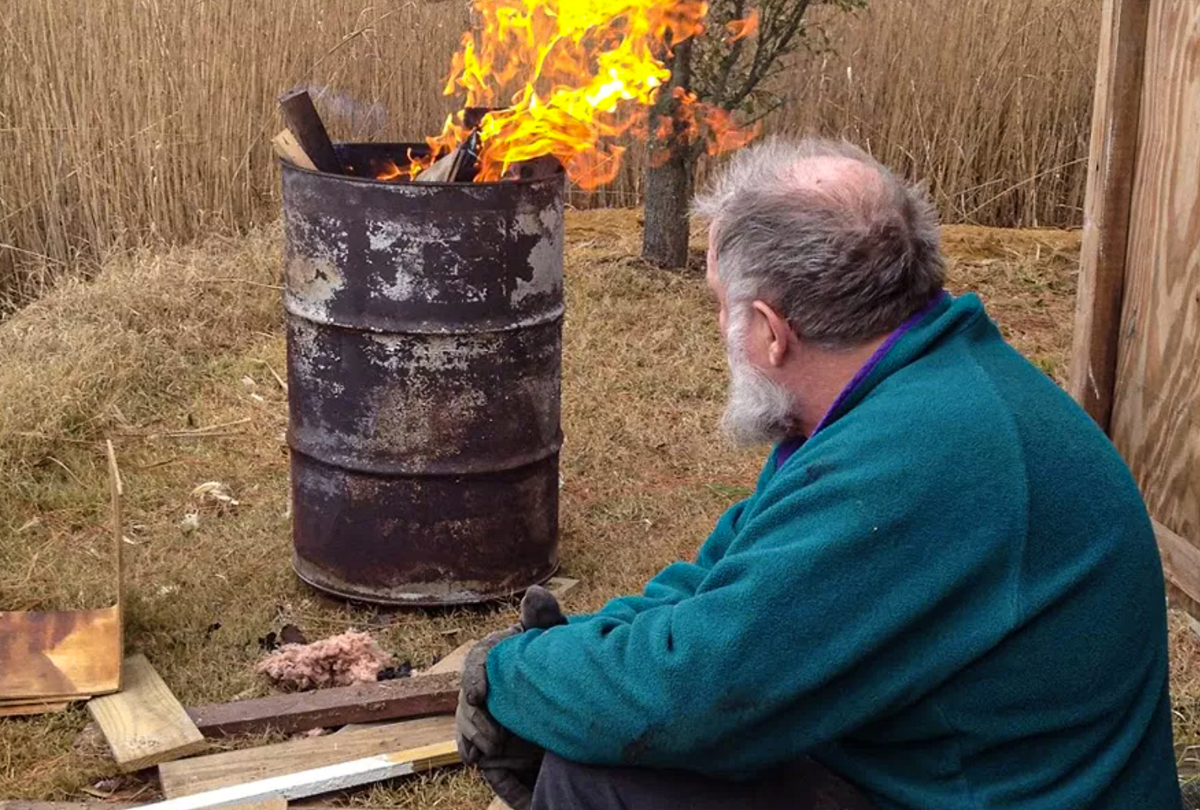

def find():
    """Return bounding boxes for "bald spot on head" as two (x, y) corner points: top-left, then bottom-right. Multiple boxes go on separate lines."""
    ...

(782, 156), (893, 230)
(692, 136), (946, 348)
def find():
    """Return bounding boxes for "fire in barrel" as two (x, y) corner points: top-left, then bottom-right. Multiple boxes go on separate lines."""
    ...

(273, 0), (759, 605)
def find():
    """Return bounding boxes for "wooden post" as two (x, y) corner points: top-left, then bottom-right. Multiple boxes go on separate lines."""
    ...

(1067, 0), (1150, 431)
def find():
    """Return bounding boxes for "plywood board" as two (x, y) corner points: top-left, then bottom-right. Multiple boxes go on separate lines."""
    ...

(87, 654), (207, 771)
(1109, 0), (1200, 562)
(0, 441), (124, 704)
(158, 715), (455, 797)
(0, 606), (121, 699)
(135, 741), (458, 810)
(1068, 0), (1151, 429)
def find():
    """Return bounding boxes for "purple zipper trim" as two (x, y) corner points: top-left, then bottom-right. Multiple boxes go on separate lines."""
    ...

(776, 290), (949, 469)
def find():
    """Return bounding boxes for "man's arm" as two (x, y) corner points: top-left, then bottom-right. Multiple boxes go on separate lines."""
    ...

(485, 440), (1023, 775)
(581, 496), (753, 623)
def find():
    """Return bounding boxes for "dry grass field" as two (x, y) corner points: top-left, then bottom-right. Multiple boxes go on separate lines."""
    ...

(0, 0), (1098, 311)
(4, 209), (1198, 802)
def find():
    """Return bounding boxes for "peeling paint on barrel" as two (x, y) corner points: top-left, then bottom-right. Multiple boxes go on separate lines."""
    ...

(282, 143), (565, 605)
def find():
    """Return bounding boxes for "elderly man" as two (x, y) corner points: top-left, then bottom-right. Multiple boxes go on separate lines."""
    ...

(456, 138), (1182, 810)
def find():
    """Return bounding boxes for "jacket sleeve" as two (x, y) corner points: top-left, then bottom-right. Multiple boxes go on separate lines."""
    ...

(581, 497), (752, 623)
(485, 433), (1023, 776)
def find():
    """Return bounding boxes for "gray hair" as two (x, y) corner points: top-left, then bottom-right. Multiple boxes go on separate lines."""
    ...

(693, 137), (945, 349)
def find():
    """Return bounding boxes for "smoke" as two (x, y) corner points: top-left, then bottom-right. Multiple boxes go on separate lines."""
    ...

(300, 84), (389, 140)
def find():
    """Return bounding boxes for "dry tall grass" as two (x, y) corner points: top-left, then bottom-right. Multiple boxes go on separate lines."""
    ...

(0, 0), (1098, 311)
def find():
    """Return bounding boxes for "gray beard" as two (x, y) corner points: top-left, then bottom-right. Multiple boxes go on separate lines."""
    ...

(720, 320), (798, 447)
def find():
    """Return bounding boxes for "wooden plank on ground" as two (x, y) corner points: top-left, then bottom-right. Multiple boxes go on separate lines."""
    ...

(0, 701), (70, 717)
(158, 715), (455, 797)
(136, 740), (458, 810)
(1108, 0), (1200, 586)
(545, 577), (579, 601)
(186, 672), (459, 738)
(0, 607), (122, 699)
(1068, 0), (1151, 430)
(421, 641), (477, 676)
(0, 803), (373, 810)
(487, 798), (514, 810)
(87, 654), (207, 771)
(209, 795), (284, 810)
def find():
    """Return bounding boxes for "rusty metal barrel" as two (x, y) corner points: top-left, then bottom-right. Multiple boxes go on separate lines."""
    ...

(281, 143), (564, 605)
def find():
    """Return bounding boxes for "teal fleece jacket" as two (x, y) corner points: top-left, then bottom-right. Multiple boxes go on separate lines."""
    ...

(487, 293), (1182, 810)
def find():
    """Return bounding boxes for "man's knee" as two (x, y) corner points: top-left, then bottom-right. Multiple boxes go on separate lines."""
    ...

(533, 752), (601, 810)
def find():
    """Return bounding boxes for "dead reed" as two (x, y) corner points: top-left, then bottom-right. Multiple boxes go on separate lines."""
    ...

(0, 0), (1098, 311)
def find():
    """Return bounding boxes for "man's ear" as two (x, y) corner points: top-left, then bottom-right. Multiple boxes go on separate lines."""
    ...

(751, 300), (793, 367)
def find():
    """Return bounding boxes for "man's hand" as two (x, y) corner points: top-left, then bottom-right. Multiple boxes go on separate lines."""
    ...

(456, 585), (568, 810)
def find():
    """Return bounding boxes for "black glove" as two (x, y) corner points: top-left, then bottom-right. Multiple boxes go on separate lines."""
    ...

(456, 585), (568, 810)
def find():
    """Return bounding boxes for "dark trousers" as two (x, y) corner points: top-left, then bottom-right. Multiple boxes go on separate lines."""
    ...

(532, 752), (881, 810)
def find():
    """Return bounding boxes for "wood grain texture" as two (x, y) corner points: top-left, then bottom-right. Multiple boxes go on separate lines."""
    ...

(158, 715), (455, 797)
(277, 90), (339, 174)
(1154, 521), (1200, 614)
(271, 130), (317, 171)
(0, 442), (125, 702)
(0, 608), (121, 699)
(545, 577), (579, 601)
(186, 672), (459, 738)
(209, 795), (284, 810)
(86, 654), (207, 772)
(1068, 0), (1151, 429)
(421, 641), (477, 676)
(0, 701), (70, 717)
(135, 741), (458, 810)
(1109, 0), (1200, 575)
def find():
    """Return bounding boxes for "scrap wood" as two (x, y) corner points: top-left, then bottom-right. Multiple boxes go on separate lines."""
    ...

(271, 129), (317, 171)
(133, 741), (458, 810)
(0, 700), (70, 717)
(158, 715), (455, 797)
(545, 576), (579, 601)
(277, 89), (340, 174)
(185, 671), (459, 737)
(420, 639), (477, 677)
(86, 654), (207, 772)
(255, 630), (392, 690)
(0, 441), (124, 708)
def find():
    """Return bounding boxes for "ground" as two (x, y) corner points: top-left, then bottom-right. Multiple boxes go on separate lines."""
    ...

(0, 210), (1196, 802)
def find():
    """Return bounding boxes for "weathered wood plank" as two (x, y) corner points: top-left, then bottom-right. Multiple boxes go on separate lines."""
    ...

(186, 672), (459, 738)
(86, 654), (207, 772)
(1154, 521), (1200, 612)
(0, 701), (70, 717)
(421, 641), (477, 677)
(135, 741), (458, 810)
(1068, 0), (1151, 429)
(1109, 0), (1200, 598)
(158, 715), (455, 797)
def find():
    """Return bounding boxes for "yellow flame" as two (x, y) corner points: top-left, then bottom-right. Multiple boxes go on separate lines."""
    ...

(391, 0), (760, 185)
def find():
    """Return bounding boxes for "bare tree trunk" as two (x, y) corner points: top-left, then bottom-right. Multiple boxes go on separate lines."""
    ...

(642, 146), (698, 268)
(642, 38), (697, 269)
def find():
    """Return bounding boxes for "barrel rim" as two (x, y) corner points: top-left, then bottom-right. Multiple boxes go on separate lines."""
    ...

(278, 141), (567, 190)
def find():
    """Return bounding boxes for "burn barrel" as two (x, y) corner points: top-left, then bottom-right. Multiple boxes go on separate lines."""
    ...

(282, 143), (563, 605)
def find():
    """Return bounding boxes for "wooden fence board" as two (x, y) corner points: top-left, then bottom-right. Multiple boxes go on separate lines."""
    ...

(1109, 0), (1200, 581)
(1068, 0), (1151, 430)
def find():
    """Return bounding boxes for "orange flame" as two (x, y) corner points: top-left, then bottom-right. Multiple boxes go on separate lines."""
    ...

(390, 0), (761, 185)
(725, 8), (760, 41)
